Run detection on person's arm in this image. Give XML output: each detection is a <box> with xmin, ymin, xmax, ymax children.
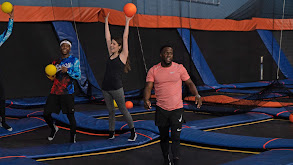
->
<box><xmin>143</xmin><ymin>82</ymin><xmax>154</xmax><ymax>110</ymax></box>
<box><xmin>120</xmin><ymin>15</ymin><xmax>133</xmax><ymax>64</ymax></box>
<box><xmin>67</xmin><ymin>59</ymin><xmax>81</xmax><ymax>80</ymax></box>
<box><xmin>184</xmin><ymin>78</ymin><xmax>202</xmax><ymax>108</ymax></box>
<box><xmin>0</xmin><ymin>9</ymin><xmax>14</xmax><ymax>47</ymax></box>
<box><xmin>104</xmin><ymin>13</ymin><xmax>112</xmax><ymax>56</ymax></box>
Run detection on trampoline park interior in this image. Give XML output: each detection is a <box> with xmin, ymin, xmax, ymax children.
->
<box><xmin>1</xmin><ymin>0</ymin><xmax>293</xmax><ymax>164</ymax></box>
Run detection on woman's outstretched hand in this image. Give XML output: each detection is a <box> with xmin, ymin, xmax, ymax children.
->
<box><xmin>125</xmin><ymin>14</ymin><xmax>134</xmax><ymax>22</ymax></box>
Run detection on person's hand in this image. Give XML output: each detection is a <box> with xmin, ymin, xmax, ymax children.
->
<box><xmin>47</xmin><ymin>74</ymin><xmax>56</xmax><ymax>81</ymax></box>
<box><xmin>125</xmin><ymin>15</ymin><xmax>134</xmax><ymax>22</ymax></box>
<box><xmin>144</xmin><ymin>100</ymin><xmax>152</xmax><ymax>110</ymax></box>
<box><xmin>61</xmin><ymin>66</ymin><xmax>68</xmax><ymax>73</ymax></box>
<box><xmin>8</xmin><ymin>7</ymin><xmax>14</xmax><ymax>19</ymax></box>
<box><xmin>195</xmin><ymin>95</ymin><xmax>202</xmax><ymax>109</ymax></box>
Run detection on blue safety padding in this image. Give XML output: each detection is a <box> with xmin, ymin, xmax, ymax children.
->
<box><xmin>184</xmin><ymin>103</ymin><xmax>237</xmax><ymax>113</ymax></box>
<box><xmin>196</xmin><ymin>80</ymin><xmax>293</xmax><ymax>91</ymax></box>
<box><xmin>4</xmin><ymin>106</ymin><xmax>159</xmax><ymax>134</ymax></box>
<box><xmin>184</xmin><ymin>103</ymin><xmax>291</xmax><ymax>118</ymax></box>
<box><xmin>54</xmin><ymin>111</ymin><xmax>160</xmax><ymax>134</ymax></box>
<box><xmin>281</xmin><ymin>79</ymin><xmax>293</xmax><ymax>85</ymax></box>
<box><xmin>216</xmin><ymin>88</ymin><xmax>260</xmax><ymax>94</ymax></box>
<box><xmin>185</xmin><ymin>113</ymin><xmax>272</xmax><ymax>130</ymax></box>
<box><xmin>184</xmin><ymin>99</ymin><xmax>251</xmax><ymax>113</ymax></box>
<box><xmin>5</xmin><ymin>97</ymin><xmax>47</xmax><ymax>108</ymax></box>
<box><xmin>91</xmin><ymin>89</ymin><xmax>143</xmax><ymax>101</ymax></box>
<box><xmin>177</xmin><ymin>28</ymin><xmax>219</xmax><ymax>86</ymax></box>
<box><xmin>0</xmin><ymin>157</ymin><xmax>46</xmax><ymax>165</ymax></box>
<box><xmin>132</xmin><ymin>120</ymin><xmax>159</xmax><ymax>134</ymax></box>
<box><xmin>252</xmin><ymin>107</ymin><xmax>291</xmax><ymax>118</ymax></box>
<box><xmin>197</xmin><ymin>84</ymin><xmax>225</xmax><ymax>91</ymax></box>
<box><xmin>180</xmin><ymin>128</ymin><xmax>293</xmax><ymax>149</ymax></box>
<box><xmin>196</xmin><ymin>81</ymin><xmax>272</xmax><ymax>91</ymax></box>
<box><xmin>5</xmin><ymin>105</ymin><xmax>155</xmax><ymax>119</ymax></box>
<box><xmin>197</xmin><ymin>85</ymin><xmax>220</xmax><ymax>91</ymax></box>
<box><xmin>5</xmin><ymin>108</ymin><xmax>43</xmax><ymax>118</ymax></box>
<box><xmin>0</xmin><ymin>118</ymin><xmax>46</xmax><ymax>137</ymax></box>
<box><xmin>221</xmin><ymin>149</ymin><xmax>293</xmax><ymax>165</ymax></box>
<box><xmin>5</xmin><ymin>95</ymin><xmax>145</xmax><ymax>109</ymax></box>
<box><xmin>80</xmin><ymin>106</ymin><xmax>155</xmax><ymax>117</ymax></box>
<box><xmin>286</xmin><ymin>84</ymin><xmax>293</xmax><ymax>88</ymax></box>
<box><xmin>5</xmin><ymin>96</ymin><xmax>89</xmax><ymax>108</ymax></box>
<box><xmin>225</xmin><ymin>81</ymin><xmax>271</xmax><ymax>88</ymax></box>
<box><xmin>52</xmin><ymin>112</ymin><xmax>127</xmax><ymax>131</ymax></box>
<box><xmin>257</xmin><ymin>30</ymin><xmax>293</xmax><ymax>79</ymax></box>
<box><xmin>124</xmin><ymin>89</ymin><xmax>143</xmax><ymax>98</ymax></box>
<box><xmin>52</xmin><ymin>21</ymin><xmax>102</xmax><ymax>97</ymax></box>
<box><xmin>1</xmin><ymin>129</ymin><xmax>159</xmax><ymax>159</ymax></box>
<box><xmin>266</xmin><ymin>139</ymin><xmax>293</xmax><ymax>149</ymax></box>
<box><xmin>0</xmin><ymin>148</ymin><xmax>22</xmax><ymax>158</ymax></box>
<box><xmin>247</xmin><ymin>93</ymin><xmax>291</xmax><ymax>100</ymax></box>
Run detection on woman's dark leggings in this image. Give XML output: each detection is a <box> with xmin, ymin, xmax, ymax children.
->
<box><xmin>102</xmin><ymin>88</ymin><xmax>134</xmax><ymax>131</ymax></box>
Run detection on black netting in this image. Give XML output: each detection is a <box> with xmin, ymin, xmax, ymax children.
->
<box><xmin>229</xmin><ymin>81</ymin><xmax>293</xmax><ymax>108</ymax></box>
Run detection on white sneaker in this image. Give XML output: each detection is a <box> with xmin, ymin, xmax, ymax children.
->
<box><xmin>128</xmin><ymin>132</ymin><xmax>137</xmax><ymax>142</ymax></box>
<box><xmin>0</xmin><ymin>122</ymin><xmax>13</xmax><ymax>131</ymax></box>
<box><xmin>108</xmin><ymin>131</ymin><xmax>115</xmax><ymax>140</ymax></box>
<box><xmin>48</xmin><ymin>125</ymin><xmax>59</xmax><ymax>141</ymax></box>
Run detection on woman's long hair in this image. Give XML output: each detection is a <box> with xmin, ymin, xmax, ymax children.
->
<box><xmin>112</xmin><ymin>37</ymin><xmax>131</xmax><ymax>73</ymax></box>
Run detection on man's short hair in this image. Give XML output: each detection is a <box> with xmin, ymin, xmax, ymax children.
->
<box><xmin>160</xmin><ymin>45</ymin><xmax>173</xmax><ymax>54</ymax></box>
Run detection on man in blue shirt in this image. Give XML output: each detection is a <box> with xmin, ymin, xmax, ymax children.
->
<box><xmin>44</xmin><ymin>39</ymin><xmax>81</xmax><ymax>143</ymax></box>
<box><xmin>0</xmin><ymin>9</ymin><xmax>14</xmax><ymax>131</ymax></box>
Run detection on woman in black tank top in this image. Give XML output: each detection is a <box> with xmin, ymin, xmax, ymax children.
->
<box><xmin>101</xmin><ymin>12</ymin><xmax>137</xmax><ymax>142</ymax></box>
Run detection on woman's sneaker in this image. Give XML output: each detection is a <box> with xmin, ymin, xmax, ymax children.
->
<box><xmin>0</xmin><ymin>122</ymin><xmax>12</xmax><ymax>131</ymax></box>
<box><xmin>128</xmin><ymin>128</ymin><xmax>137</xmax><ymax>142</ymax></box>
<box><xmin>108</xmin><ymin>131</ymin><xmax>115</xmax><ymax>140</ymax></box>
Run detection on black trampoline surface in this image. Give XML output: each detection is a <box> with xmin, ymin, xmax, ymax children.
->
<box><xmin>44</xmin><ymin>141</ymin><xmax>254</xmax><ymax>165</ymax></box>
<box><xmin>1</xmin><ymin>103</ymin><xmax>292</xmax><ymax>165</ymax></box>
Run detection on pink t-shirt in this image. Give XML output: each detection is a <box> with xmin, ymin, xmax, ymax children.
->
<box><xmin>146</xmin><ymin>62</ymin><xmax>190</xmax><ymax>111</ymax></box>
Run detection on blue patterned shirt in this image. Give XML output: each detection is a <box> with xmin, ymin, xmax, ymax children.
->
<box><xmin>51</xmin><ymin>55</ymin><xmax>81</xmax><ymax>95</ymax></box>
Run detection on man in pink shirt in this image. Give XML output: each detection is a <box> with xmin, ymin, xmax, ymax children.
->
<box><xmin>144</xmin><ymin>45</ymin><xmax>202</xmax><ymax>165</ymax></box>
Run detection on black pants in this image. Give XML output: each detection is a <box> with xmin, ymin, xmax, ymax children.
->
<box><xmin>0</xmin><ymin>99</ymin><xmax>6</xmax><ymax>123</ymax></box>
<box><xmin>159</xmin><ymin>125</ymin><xmax>181</xmax><ymax>159</ymax></box>
<box><xmin>156</xmin><ymin>106</ymin><xmax>184</xmax><ymax>159</ymax></box>
<box><xmin>43</xmin><ymin>113</ymin><xmax>76</xmax><ymax>134</ymax></box>
<box><xmin>43</xmin><ymin>94</ymin><xmax>76</xmax><ymax>134</ymax></box>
